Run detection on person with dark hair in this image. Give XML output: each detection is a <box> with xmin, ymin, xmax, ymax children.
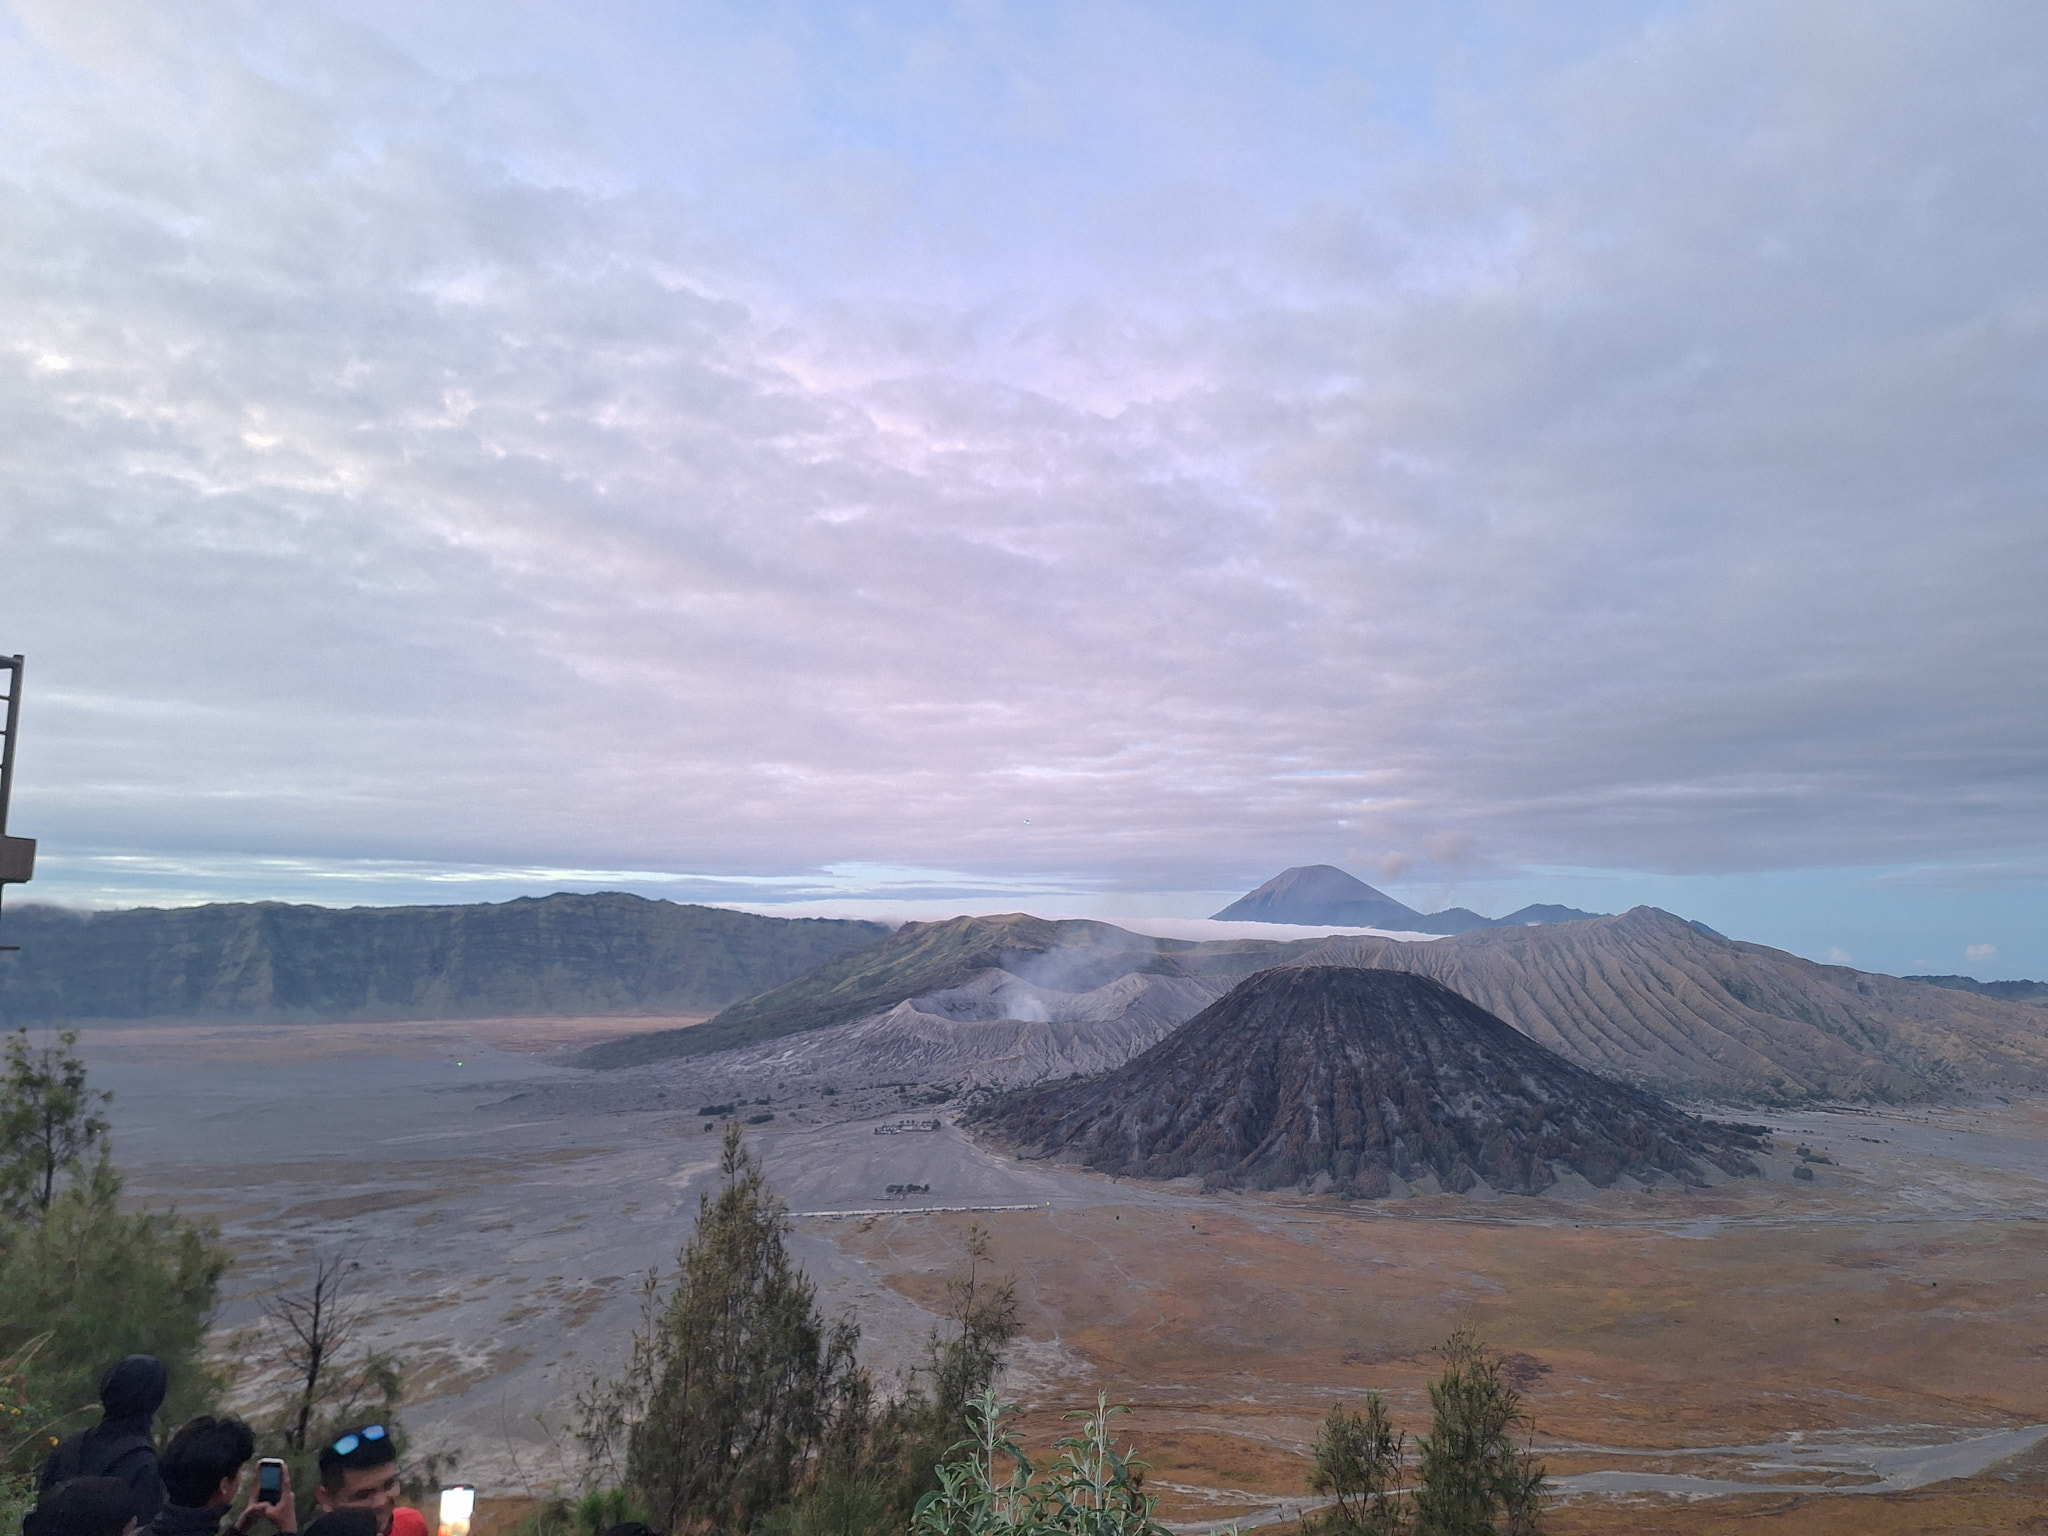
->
<box><xmin>22</xmin><ymin>1476</ymin><xmax>147</xmax><ymax>1536</ymax></box>
<box><xmin>311</xmin><ymin>1427</ymin><xmax>425</xmax><ymax>1536</ymax></box>
<box><xmin>37</xmin><ymin>1357</ymin><xmax>170</xmax><ymax>1521</ymax></box>
<box><xmin>147</xmin><ymin>1416</ymin><xmax>295</xmax><ymax>1536</ymax></box>
<box><xmin>301</xmin><ymin>1512</ymin><xmax>379</xmax><ymax>1536</ymax></box>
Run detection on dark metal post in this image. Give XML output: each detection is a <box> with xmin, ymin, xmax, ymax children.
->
<box><xmin>0</xmin><ymin>654</ymin><xmax>31</xmax><ymax>950</ymax></box>
<box><xmin>0</xmin><ymin>654</ymin><xmax>21</xmax><ymax>833</ymax></box>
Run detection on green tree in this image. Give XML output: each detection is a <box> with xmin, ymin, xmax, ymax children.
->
<box><xmin>862</xmin><ymin>1224</ymin><xmax>1020</xmax><ymax>1518</ymax></box>
<box><xmin>757</xmin><ymin>1222</ymin><xmax>1021</xmax><ymax>1536</ymax></box>
<box><xmin>591</xmin><ymin>1124</ymin><xmax>867</xmax><ymax>1535</ymax></box>
<box><xmin>913</xmin><ymin>1226</ymin><xmax>1019</xmax><ymax>1446</ymax></box>
<box><xmin>0</xmin><ymin>1157</ymin><xmax>227</xmax><ymax>1466</ymax></box>
<box><xmin>1411</xmin><ymin>1332</ymin><xmax>1546</xmax><ymax>1536</ymax></box>
<box><xmin>0</xmin><ymin>1028</ymin><xmax>112</xmax><ymax>1220</ymax></box>
<box><xmin>1309</xmin><ymin>1395</ymin><xmax>1405</xmax><ymax>1535</ymax></box>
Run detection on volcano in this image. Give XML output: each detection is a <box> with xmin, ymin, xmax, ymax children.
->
<box><xmin>1210</xmin><ymin>864</ymin><xmax>1608</xmax><ymax>934</ymax></box>
<box><xmin>975</xmin><ymin>966</ymin><xmax>1762</xmax><ymax>1197</ymax></box>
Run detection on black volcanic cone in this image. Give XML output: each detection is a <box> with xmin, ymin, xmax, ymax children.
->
<box><xmin>977</xmin><ymin>966</ymin><xmax>1761</xmax><ymax>1196</ymax></box>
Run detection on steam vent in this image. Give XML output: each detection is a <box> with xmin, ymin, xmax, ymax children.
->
<box><xmin>977</xmin><ymin>965</ymin><xmax>1763</xmax><ymax>1197</ymax></box>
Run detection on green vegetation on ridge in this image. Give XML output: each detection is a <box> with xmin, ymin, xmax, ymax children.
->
<box><xmin>573</xmin><ymin>913</ymin><xmax>1316</xmax><ymax>1069</ymax></box>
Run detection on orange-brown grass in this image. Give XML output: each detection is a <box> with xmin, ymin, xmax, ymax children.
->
<box><xmin>833</xmin><ymin>1172</ymin><xmax>2048</xmax><ymax>1527</ymax></box>
<box><xmin>1547</xmin><ymin>1436</ymin><xmax>2048</xmax><ymax>1533</ymax></box>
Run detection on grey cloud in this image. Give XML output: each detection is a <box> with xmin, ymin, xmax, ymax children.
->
<box><xmin>1</xmin><ymin>0</ymin><xmax>2043</xmax><ymax>909</ymax></box>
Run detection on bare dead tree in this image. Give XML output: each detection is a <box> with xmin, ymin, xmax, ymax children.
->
<box><xmin>264</xmin><ymin>1249</ymin><xmax>368</xmax><ymax>1451</ymax></box>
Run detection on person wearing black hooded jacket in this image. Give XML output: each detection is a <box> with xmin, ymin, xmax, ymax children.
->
<box><xmin>36</xmin><ymin>1356</ymin><xmax>170</xmax><ymax>1521</ymax></box>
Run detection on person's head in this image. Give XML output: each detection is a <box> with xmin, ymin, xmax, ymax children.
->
<box><xmin>25</xmin><ymin>1477</ymin><xmax>146</xmax><ymax>1536</ymax></box>
<box><xmin>315</xmin><ymin>1425</ymin><xmax>400</xmax><ymax>1535</ymax></box>
<box><xmin>160</xmin><ymin>1416</ymin><xmax>257</xmax><ymax>1511</ymax></box>
<box><xmin>96</xmin><ymin>1356</ymin><xmax>168</xmax><ymax>1427</ymax></box>
<box><xmin>303</xmin><ymin>1512</ymin><xmax>380</xmax><ymax>1536</ymax></box>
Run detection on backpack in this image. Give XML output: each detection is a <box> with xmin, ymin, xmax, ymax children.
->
<box><xmin>38</xmin><ymin>1428</ymin><xmax>157</xmax><ymax>1493</ymax></box>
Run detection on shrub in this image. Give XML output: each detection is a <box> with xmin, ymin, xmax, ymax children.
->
<box><xmin>515</xmin><ymin>1487</ymin><xmax>652</xmax><ymax>1536</ymax></box>
<box><xmin>1412</xmin><ymin>1332</ymin><xmax>1547</xmax><ymax>1535</ymax></box>
<box><xmin>0</xmin><ymin>1159</ymin><xmax>226</xmax><ymax>1464</ymax></box>
<box><xmin>911</xmin><ymin>1393</ymin><xmax>1166</xmax><ymax>1536</ymax></box>
<box><xmin>1310</xmin><ymin>1396</ymin><xmax>1404</xmax><ymax>1535</ymax></box>
<box><xmin>2</xmin><ymin>1339</ymin><xmax>57</xmax><ymax>1534</ymax></box>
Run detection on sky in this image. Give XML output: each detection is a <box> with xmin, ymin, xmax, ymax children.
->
<box><xmin>1</xmin><ymin>0</ymin><xmax>2043</xmax><ymax>977</ymax></box>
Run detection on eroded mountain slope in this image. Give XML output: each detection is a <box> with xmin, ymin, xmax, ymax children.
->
<box><xmin>1298</xmin><ymin>908</ymin><xmax>2048</xmax><ymax>1100</ymax></box>
<box><xmin>705</xmin><ymin>967</ymin><xmax>1236</xmax><ymax>1089</ymax></box>
<box><xmin>575</xmin><ymin>913</ymin><xmax>1312</xmax><ymax>1067</ymax></box>
<box><xmin>578</xmin><ymin>907</ymin><xmax>2048</xmax><ymax>1104</ymax></box>
<box><xmin>975</xmin><ymin>966</ymin><xmax>1765</xmax><ymax>1195</ymax></box>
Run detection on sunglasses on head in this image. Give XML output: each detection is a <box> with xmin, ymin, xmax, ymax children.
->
<box><xmin>329</xmin><ymin>1425</ymin><xmax>387</xmax><ymax>1458</ymax></box>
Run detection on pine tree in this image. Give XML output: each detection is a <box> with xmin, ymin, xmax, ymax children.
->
<box><xmin>1411</xmin><ymin>1332</ymin><xmax>1546</xmax><ymax>1536</ymax></box>
<box><xmin>871</xmin><ymin>1224</ymin><xmax>1020</xmax><ymax>1510</ymax></box>
<box><xmin>762</xmin><ymin>1222</ymin><xmax>1020</xmax><ymax>1536</ymax></box>
<box><xmin>0</xmin><ymin>1032</ymin><xmax>222</xmax><ymax>1464</ymax></box>
<box><xmin>1309</xmin><ymin>1395</ymin><xmax>1405</xmax><ymax>1535</ymax></box>
<box><xmin>617</xmin><ymin>1124</ymin><xmax>866</xmax><ymax>1536</ymax></box>
<box><xmin>0</xmin><ymin>1028</ymin><xmax>112</xmax><ymax>1221</ymax></box>
<box><xmin>0</xmin><ymin>1157</ymin><xmax>226</xmax><ymax>1461</ymax></box>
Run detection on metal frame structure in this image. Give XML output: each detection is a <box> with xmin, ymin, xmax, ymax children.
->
<box><xmin>0</xmin><ymin>654</ymin><xmax>31</xmax><ymax>950</ymax></box>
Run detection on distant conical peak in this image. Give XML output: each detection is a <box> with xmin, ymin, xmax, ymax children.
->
<box><xmin>1252</xmin><ymin>865</ymin><xmax>1396</xmax><ymax>901</ymax></box>
<box><xmin>1213</xmin><ymin>865</ymin><xmax>1427</xmax><ymax>926</ymax></box>
<box><xmin>1212</xmin><ymin>865</ymin><xmax>1607</xmax><ymax>934</ymax></box>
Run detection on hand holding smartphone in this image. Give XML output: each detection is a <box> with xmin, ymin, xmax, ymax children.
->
<box><xmin>239</xmin><ymin>1458</ymin><xmax>296</xmax><ymax>1536</ymax></box>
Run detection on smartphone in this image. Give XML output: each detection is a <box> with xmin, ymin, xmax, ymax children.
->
<box><xmin>437</xmin><ymin>1486</ymin><xmax>475</xmax><ymax>1536</ymax></box>
<box><xmin>257</xmin><ymin>1459</ymin><xmax>285</xmax><ymax>1504</ymax></box>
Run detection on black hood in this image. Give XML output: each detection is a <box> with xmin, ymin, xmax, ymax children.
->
<box><xmin>97</xmin><ymin>1355</ymin><xmax>168</xmax><ymax>1425</ymax></box>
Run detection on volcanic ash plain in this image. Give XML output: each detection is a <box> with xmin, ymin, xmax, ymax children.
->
<box><xmin>81</xmin><ymin>1012</ymin><xmax>2048</xmax><ymax>1534</ymax></box>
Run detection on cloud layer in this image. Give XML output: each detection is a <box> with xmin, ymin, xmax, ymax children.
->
<box><xmin>2</xmin><ymin>1</ymin><xmax>2044</xmax><ymax>957</ymax></box>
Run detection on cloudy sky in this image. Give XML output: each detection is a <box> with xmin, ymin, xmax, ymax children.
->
<box><xmin>3</xmin><ymin>0</ymin><xmax>2043</xmax><ymax>975</ymax></box>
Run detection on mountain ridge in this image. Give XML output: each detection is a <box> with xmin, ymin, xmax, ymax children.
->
<box><xmin>572</xmin><ymin>912</ymin><xmax>1318</xmax><ymax>1068</ymax></box>
<box><xmin>0</xmin><ymin>893</ymin><xmax>888</xmax><ymax>1022</ymax></box>
<box><xmin>1293</xmin><ymin>908</ymin><xmax>2048</xmax><ymax>1101</ymax></box>
<box><xmin>576</xmin><ymin>905</ymin><xmax>2048</xmax><ymax>1105</ymax></box>
<box><xmin>1906</xmin><ymin>975</ymin><xmax>2048</xmax><ymax>1008</ymax></box>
